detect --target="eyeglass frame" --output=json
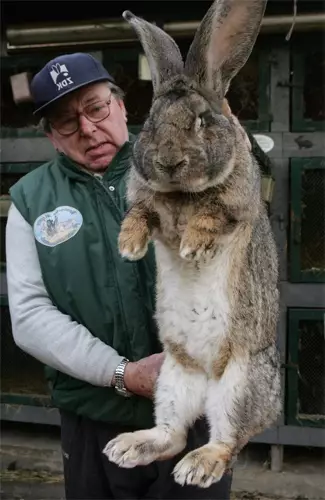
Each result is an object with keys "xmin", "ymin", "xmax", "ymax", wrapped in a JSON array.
[{"xmin": 48, "ymin": 97, "xmax": 112, "ymax": 136}]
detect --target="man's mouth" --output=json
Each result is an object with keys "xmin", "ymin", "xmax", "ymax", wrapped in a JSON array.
[{"xmin": 86, "ymin": 142, "xmax": 111, "ymax": 153}]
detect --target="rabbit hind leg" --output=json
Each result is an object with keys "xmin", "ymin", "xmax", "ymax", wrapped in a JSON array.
[
  {"xmin": 172, "ymin": 357, "xmax": 242, "ymax": 488},
  {"xmin": 173, "ymin": 346, "xmax": 281, "ymax": 488}
]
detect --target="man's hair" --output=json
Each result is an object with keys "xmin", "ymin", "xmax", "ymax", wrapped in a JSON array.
[{"xmin": 39, "ymin": 81, "xmax": 124, "ymax": 134}]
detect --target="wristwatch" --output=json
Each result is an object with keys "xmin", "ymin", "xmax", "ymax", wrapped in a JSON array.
[{"xmin": 114, "ymin": 358, "xmax": 133, "ymax": 397}]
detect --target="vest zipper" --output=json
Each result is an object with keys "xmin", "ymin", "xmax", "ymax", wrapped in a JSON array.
[
  {"xmin": 94, "ymin": 173, "xmax": 158, "ymax": 356},
  {"xmin": 93, "ymin": 172, "xmax": 155, "ymax": 359},
  {"xmin": 92, "ymin": 174, "xmax": 132, "ymax": 360}
]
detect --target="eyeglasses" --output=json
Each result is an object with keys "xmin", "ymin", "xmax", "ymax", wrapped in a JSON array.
[{"xmin": 50, "ymin": 99, "xmax": 112, "ymax": 136}]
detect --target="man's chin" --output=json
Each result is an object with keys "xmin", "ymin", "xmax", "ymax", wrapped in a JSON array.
[{"xmin": 86, "ymin": 154, "xmax": 115, "ymax": 173}]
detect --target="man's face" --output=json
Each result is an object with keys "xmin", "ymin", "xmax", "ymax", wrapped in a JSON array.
[{"xmin": 46, "ymin": 82, "xmax": 128, "ymax": 172}]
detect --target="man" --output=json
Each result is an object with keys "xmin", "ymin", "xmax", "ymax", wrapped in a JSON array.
[{"xmin": 6, "ymin": 53, "xmax": 232, "ymax": 499}]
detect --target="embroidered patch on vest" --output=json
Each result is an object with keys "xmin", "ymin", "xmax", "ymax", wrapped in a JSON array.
[{"xmin": 34, "ymin": 206, "xmax": 83, "ymax": 247}]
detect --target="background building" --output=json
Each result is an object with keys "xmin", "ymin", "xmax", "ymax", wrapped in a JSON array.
[{"xmin": 0, "ymin": 0, "xmax": 324, "ymax": 471}]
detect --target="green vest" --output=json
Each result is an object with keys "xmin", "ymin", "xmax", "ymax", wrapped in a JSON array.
[{"xmin": 10, "ymin": 137, "xmax": 160, "ymax": 428}]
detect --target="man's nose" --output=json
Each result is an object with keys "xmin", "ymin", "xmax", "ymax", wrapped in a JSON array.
[{"xmin": 79, "ymin": 115, "xmax": 97, "ymax": 136}]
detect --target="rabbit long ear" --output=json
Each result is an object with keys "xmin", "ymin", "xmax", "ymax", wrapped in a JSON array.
[
  {"xmin": 184, "ymin": 0, "xmax": 267, "ymax": 95},
  {"xmin": 122, "ymin": 11, "xmax": 184, "ymax": 94}
]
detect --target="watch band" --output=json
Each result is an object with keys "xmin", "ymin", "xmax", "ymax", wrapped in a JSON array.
[{"xmin": 114, "ymin": 358, "xmax": 132, "ymax": 397}]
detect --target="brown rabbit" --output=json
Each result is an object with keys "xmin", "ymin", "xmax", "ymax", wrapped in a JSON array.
[{"xmin": 103, "ymin": 0, "xmax": 281, "ymax": 488}]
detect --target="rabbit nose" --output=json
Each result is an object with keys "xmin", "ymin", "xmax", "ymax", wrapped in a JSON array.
[{"xmin": 156, "ymin": 154, "xmax": 188, "ymax": 173}]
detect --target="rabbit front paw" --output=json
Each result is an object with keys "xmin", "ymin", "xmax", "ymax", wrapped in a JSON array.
[
  {"xmin": 118, "ymin": 219, "xmax": 150, "ymax": 261},
  {"xmin": 103, "ymin": 428, "xmax": 185, "ymax": 468},
  {"xmin": 103, "ymin": 430, "xmax": 157, "ymax": 468},
  {"xmin": 180, "ymin": 228, "xmax": 218, "ymax": 261}
]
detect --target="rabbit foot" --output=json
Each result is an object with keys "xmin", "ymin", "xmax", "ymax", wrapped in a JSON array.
[
  {"xmin": 173, "ymin": 444, "xmax": 229, "ymax": 488},
  {"xmin": 103, "ymin": 428, "xmax": 186, "ymax": 468},
  {"xmin": 118, "ymin": 226, "xmax": 149, "ymax": 261},
  {"xmin": 180, "ymin": 229, "xmax": 218, "ymax": 261}
]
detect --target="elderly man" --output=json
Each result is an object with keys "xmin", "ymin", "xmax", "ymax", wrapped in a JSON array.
[{"xmin": 6, "ymin": 53, "xmax": 232, "ymax": 499}]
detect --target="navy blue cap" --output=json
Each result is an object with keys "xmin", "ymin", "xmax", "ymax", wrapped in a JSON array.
[{"xmin": 30, "ymin": 53, "xmax": 115, "ymax": 115}]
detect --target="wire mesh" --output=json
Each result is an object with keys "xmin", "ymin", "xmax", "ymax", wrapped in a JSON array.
[
  {"xmin": 303, "ymin": 49, "xmax": 325, "ymax": 122},
  {"xmin": 297, "ymin": 318, "xmax": 325, "ymax": 419},
  {"xmin": 227, "ymin": 51, "xmax": 259, "ymax": 122},
  {"xmin": 300, "ymin": 168, "xmax": 325, "ymax": 276}
]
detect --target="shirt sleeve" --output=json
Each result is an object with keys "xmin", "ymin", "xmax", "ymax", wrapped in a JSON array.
[{"xmin": 5, "ymin": 203, "xmax": 124, "ymax": 387}]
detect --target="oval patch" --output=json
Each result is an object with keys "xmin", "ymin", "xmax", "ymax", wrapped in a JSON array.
[{"xmin": 34, "ymin": 206, "xmax": 83, "ymax": 247}]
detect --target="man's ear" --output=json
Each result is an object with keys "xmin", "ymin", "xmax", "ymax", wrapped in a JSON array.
[{"xmin": 46, "ymin": 131, "xmax": 63, "ymax": 152}]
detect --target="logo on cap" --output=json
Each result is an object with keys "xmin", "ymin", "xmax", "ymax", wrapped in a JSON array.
[{"xmin": 49, "ymin": 63, "xmax": 74, "ymax": 91}]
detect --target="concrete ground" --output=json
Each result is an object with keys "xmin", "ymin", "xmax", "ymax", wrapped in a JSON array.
[{"xmin": 1, "ymin": 421, "xmax": 324, "ymax": 500}]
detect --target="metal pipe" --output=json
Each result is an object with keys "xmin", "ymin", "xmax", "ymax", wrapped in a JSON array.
[
  {"xmin": 6, "ymin": 19, "xmax": 138, "ymax": 46},
  {"xmin": 6, "ymin": 13, "xmax": 325, "ymax": 52},
  {"xmin": 165, "ymin": 13, "xmax": 325, "ymax": 37}
]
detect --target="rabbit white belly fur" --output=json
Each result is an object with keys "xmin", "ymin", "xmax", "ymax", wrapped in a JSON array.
[{"xmin": 155, "ymin": 240, "xmax": 231, "ymax": 371}]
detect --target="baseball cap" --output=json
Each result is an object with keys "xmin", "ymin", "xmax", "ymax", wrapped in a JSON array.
[{"xmin": 30, "ymin": 53, "xmax": 116, "ymax": 115}]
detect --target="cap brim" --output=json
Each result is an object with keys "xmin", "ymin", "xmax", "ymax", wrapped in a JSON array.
[{"xmin": 33, "ymin": 76, "xmax": 115, "ymax": 116}]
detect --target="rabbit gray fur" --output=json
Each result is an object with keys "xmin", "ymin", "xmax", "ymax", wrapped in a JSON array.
[{"xmin": 103, "ymin": 0, "xmax": 281, "ymax": 488}]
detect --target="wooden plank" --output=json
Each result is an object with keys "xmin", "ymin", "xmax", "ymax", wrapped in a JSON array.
[
  {"xmin": 247, "ymin": 132, "xmax": 325, "ymax": 158},
  {"xmin": 282, "ymin": 132, "xmax": 325, "ymax": 158},
  {"xmin": 0, "ymin": 162, "xmax": 42, "ymax": 174},
  {"xmin": 0, "ymin": 138, "xmax": 56, "ymax": 163},
  {"xmin": 250, "ymin": 427, "xmax": 278, "ymax": 444},
  {"xmin": 6, "ymin": 132, "xmax": 323, "ymax": 162},
  {"xmin": 269, "ymin": 159, "xmax": 289, "ymax": 431},
  {"xmin": 279, "ymin": 282, "xmax": 325, "ymax": 308},
  {"xmin": 270, "ymin": 445, "xmax": 284, "ymax": 472},
  {"xmin": 278, "ymin": 425, "xmax": 325, "ymax": 447},
  {"xmin": 277, "ymin": 302, "xmax": 288, "ymax": 427},
  {"xmin": 286, "ymin": 309, "xmax": 300, "ymax": 427},
  {"xmin": 0, "ymin": 404, "xmax": 60, "ymax": 426},
  {"xmin": 251, "ymin": 425, "xmax": 325, "ymax": 447},
  {"xmin": 270, "ymin": 48, "xmax": 290, "ymax": 132},
  {"xmin": 270, "ymin": 159, "xmax": 289, "ymax": 282},
  {"xmin": 289, "ymin": 158, "xmax": 302, "ymax": 283}
]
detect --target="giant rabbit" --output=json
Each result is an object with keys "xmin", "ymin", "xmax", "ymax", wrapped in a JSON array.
[{"xmin": 103, "ymin": 0, "xmax": 281, "ymax": 488}]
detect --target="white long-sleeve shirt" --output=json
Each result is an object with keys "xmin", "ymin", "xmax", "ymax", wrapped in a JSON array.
[{"xmin": 6, "ymin": 203, "xmax": 124, "ymax": 387}]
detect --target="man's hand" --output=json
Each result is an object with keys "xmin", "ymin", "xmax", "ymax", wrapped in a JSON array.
[{"xmin": 124, "ymin": 353, "xmax": 165, "ymax": 399}]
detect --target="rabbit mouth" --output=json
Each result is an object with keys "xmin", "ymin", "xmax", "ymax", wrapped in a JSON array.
[
  {"xmin": 150, "ymin": 157, "xmax": 211, "ymax": 192},
  {"xmin": 146, "ymin": 176, "xmax": 213, "ymax": 194}
]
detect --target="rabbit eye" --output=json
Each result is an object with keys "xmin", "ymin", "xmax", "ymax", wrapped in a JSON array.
[
  {"xmin": 194, "ymin": 111, "xmax": 214, "ymax": 131},
  {"xmin": 199, "ymin": 111, "xmax": 216, "ymax": 127}
]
